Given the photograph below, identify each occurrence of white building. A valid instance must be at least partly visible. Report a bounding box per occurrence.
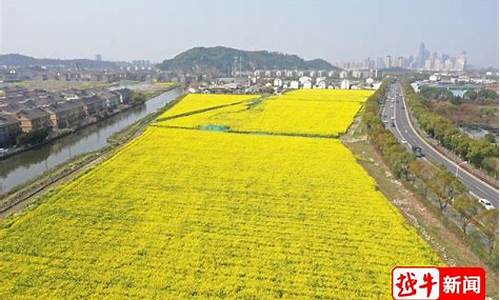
[339,70,349,79]
[299,76,312,85]
[340,79,351,90]
[366,77,374,85]
[429,74,440,81]
[302,81,312,89]
[273,78,283,87]
[316,80,327,89]
[315,77,326,84]
[351,70,362,79]
[289,80,299,89]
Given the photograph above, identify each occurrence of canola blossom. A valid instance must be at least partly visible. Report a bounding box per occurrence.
[0,89,440,299]
[159,90,373,136]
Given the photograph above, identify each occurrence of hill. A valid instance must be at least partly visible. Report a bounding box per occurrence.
[158,46,338,74]
[0,53,121,69]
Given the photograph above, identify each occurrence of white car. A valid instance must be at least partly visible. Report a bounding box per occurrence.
[478,198,495,210]
[401,139,407,144]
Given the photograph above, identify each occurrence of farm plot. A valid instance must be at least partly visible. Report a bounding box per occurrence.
[160,94,260,119]
[159,90,372,136]
[0,126,439,299]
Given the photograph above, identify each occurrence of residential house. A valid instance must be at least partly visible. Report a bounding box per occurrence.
[113,89,133,104]
[0,113,21,147]
[316,80,327,89]
[273,78,283,87]
[302,81,312,89]
[80,95,106,116]
[289,81,299,89]
[17,108,51,132]
[44,100,85,129]
[102,92,121,111]
[341,79,351,90]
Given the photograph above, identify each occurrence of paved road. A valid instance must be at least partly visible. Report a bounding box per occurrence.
[380,82,499,208]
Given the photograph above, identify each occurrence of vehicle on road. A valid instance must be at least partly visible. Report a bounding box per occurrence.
[401,139,407,144]
[478,198,495,210]
[412,146,424,158]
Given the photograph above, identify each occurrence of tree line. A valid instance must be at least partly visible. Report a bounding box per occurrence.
[402,81,499,178]
[419,86,498,104]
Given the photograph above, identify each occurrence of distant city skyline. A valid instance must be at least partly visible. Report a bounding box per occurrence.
[335,42,468,71]
[0,0,498,68]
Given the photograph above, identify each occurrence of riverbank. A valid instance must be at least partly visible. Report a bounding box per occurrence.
[0,92,186,217]
[0,84,179,161]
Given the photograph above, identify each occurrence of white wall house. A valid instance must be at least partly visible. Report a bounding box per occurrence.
[302,81,313,89]
[273,78,283,87]
[340,79,351,90]
[316,80,327,89]
[299,76,312,85]
[290,80,299,89]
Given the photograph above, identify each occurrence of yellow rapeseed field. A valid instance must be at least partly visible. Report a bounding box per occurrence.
[160,90,373,136]
[161,94,260,118]
[0,89,440,299]
[283,89,373,102]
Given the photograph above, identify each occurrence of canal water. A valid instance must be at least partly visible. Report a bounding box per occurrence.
[0,88,182,195]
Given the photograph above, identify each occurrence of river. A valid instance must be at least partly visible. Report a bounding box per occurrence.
[0,87,182,195]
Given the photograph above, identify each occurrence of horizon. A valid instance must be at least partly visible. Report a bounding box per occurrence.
[0,0,498,68]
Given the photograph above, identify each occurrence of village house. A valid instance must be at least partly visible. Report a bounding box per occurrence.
[113,89,133,104]
[316,79,327,89]
[101,92,121,111]
[44,100,85,129]
[289,80,299,89]
[0,113,21,147]
[17,108,51,132]
[273,78,283,87]
[80,95,106,117]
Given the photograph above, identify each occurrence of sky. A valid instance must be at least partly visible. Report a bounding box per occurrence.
[0,0,498,67]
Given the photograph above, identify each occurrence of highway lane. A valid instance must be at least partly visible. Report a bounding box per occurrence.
[380,82,499,208]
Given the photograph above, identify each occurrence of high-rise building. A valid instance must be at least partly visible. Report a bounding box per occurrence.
[376,57,384,69]
[416,42,430,68]
[455,52,467,72]
[384,56,392,68]
[95,54,102,61]
[396,56,404,68]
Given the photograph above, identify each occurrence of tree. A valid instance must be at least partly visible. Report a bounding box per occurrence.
[453,194,479,234]
[477,209,499,254]
[131,92,148,105]
[16,128,50,146]
[429,166,466,212]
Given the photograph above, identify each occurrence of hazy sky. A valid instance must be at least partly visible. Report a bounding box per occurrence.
[1,0,498,67]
